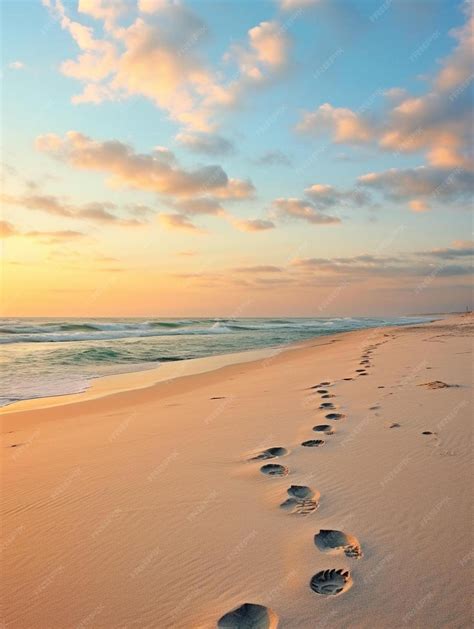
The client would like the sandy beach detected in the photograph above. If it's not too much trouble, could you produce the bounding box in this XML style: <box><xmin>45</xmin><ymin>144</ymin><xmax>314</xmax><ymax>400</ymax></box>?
<box><xmin>1</xmin><ymin>314</ymin><xmax>472</xmax><ymax>628</ymax></box>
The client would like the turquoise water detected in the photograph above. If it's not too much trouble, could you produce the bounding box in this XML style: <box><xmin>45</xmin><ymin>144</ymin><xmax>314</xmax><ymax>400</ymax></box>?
<box><xmin>0</xmin><ymin>316</ymin><xmax>434</xmax><ymax>406</ymax></box>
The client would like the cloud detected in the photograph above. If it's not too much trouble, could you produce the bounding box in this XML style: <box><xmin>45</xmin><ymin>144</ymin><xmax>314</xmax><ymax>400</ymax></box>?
<box><xmin>1</xmin><ymin>191</ymin><xmax>147</xmax><ymax>226</ymax></box>
<box><xmin>43</xmin><ymin>1</ymin><xmax>292</xmax><ymax>131</ymax></box>
<box><xmin>77</xmin><ymin>0</ymin><xmax>129</xmax><ymax>28</ymax></box>
<box><xmin>304</xmin><ymin>183</ymin><xmax>371</xmax><ymax>209</ymax></box>
<box><xmin>272</xmin><ymin>198</ymin><xmax>341</xmax><ymax>224</ymax></box>
<box><xmin>417</xmin><ymin>240</ymin><xmax>474</xmax><ymax>259</ymax></box>
<box><xmin>233</xmin><ymin>218</ymin><xmax>276</xmax><ymax>232</ymax></box>
<box><xmin>296</xmin><ymin>103</ymin><xmax>372</xmax><ymax>144</ymax></box>
<box><xmin>409</xmin><ymin>199</ymin><xmax>430</xmax><ymax>213</ymax></box>
<box><xmin>290</xmin><ymin>248</ymin><xmax>473</xmax><ymax>278</ymax></box>
<box><xmin>358</xmin><ymin>166</ymin><xmax>474</xmax><ymax>208</ymax></box>
<box><xmin>8</xmin><ymin>61</ymin><xmax>25</xmax><ymax>70</ymax></box>
<box><xmin>25</xmin><ymin>229</ymin><xmax>87</xmax><ymax>242</ymax></box>
<box><xmin>279</xmin><ymin>0</ymin><xmax>320</xmax><ymax>9</ymax></box>
<box><xmin>295</xmin><ymin>3</ymin><xmax>474</xmax><ymax>171</ymax></box>
<box><xmin>1</xmin><ymin>218</ymin><xmax>87</xmax><ymax>242</ymax></box>
<box><xmin>36</xmin><ymin>131</ymin><xmax>253</xmax><ymax>200</ymax></box>
<box><xmin>254</xmin><ymin>150</ymin><xmax>292</xmax><ymax>166</ymax></box>
<box><xmin>168</xmin><ymin>198</ymin><xmax>225</xmax><ymax>215</ymax></box>
<box><xmin>159</xmin><ymin>213</ymin><xmax>204</xmax><ymax>232</ymax></box>
<box><xmin>233</xmin><ymin>265</ymin><xmax>282</xmax><ymax>273</ymax></box>
<box><xmin>0</xmin><ymin>220</ymin><xmax>19</xmax><ymax>237</ymax></box>
<box><xmin>176</xmin><ymin>132</ymin><xmax>235</xmax><ymax>155</ymax></box>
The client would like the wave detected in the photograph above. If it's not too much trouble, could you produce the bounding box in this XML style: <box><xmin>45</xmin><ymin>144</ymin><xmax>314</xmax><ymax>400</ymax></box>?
<box><xmin>0</xmin><ymin>316</ymin><xmax>434</xmax><ymax>345</ymax></box>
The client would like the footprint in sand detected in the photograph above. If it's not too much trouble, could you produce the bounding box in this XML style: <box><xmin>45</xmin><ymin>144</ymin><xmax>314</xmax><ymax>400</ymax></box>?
<box><xmin>280</xmin><ymin>485</ymin><xmax>320</xmax><ymax>515</ymax></box>
<box><xmin>217</xmin><ymin>603</ymin><xmax>278</xmax><ymax>628</ymax></box>
<box><xmin>325</xmin><ymin>412</ymin><xmax>345</xmax><ymax>421</ymax></box>
<box><xmin>250</xmin><ymin>447</ymin><xmax>288</xmax><ymax>461</ymax></box>
<box><xmin>321</xmin><ymin>393</ymin><xmax>335</xmax><ymax>399</ymax></box>
<box><xmin>310</xmin><ymin>569</ymin><xmax>352</xmax><ymax>596</ymax></box>
<box><xmin>320</xmin><ymin>402</ymin><xmax>335</xmax><ymax>410</ymax></box>
<box><xmin>418</xmin><ymin>380</ymin><xmax>459</xmax><ymax>389</ymax></box>
<box><xmin>314</xmin><ymin>529</ymin><xmax>362</xmax><ymax>558</ymax></box>
<box><xmin>260</xmin><ymin>463</ymin><xmax>288</xmax><ymax>477</ymax></box>
<box><xmin>301</xmin><ymin>439</ymin><xmax>325</xmax><ymax>447</ymax></box>
<box><xmin>355</xmin><ymin>369</ymin><xmax>366</xmax><ymax>373</ymax></box>
<box><xmin>343</xmin><ymin>377</ymin><xmax>353</xmax><ymax>381</ymax></box>
<box><xmin>320</xmin><ymin>381</ymin><xmax>331</xmax><ymax>386</ymax></box>
<box><xmin>313</xmin><ymin>424</ymin><xmax>334</xmax><ymax>435</ymax></box>
<box><xmin>316</xmin><ymin>389</ymin><xmax>329</xmax><ymax>394</ymax></box>
<box><xmin>389</xmin><ymin>422</ymin><xmax>401</xmax><ymax>428</ymax></box>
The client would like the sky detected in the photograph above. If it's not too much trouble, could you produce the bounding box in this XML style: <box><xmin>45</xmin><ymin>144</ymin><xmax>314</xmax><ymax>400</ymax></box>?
<box><xmin>1</xmin><ymin>0</ymin><xmax>473</xmax><ymax>317</ymax></box>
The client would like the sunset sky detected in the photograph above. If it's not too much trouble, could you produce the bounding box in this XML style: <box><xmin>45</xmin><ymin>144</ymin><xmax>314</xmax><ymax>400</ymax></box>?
<box><xmin>1</xmin><ymin>0</ymin><xmax>473</xmax><ymax>317</ymax></box>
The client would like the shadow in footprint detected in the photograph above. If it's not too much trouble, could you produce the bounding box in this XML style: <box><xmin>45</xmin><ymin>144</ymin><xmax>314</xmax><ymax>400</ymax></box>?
<box><xmin>314</xmin><ymin>529</ymin><xmax>362</xmax><ymax>558</ymax></box>
<box><xmin>250</xmin><ymin>447</ymin><xmax>288</xmax><ymax>461</ymax></box>
<box><xmin>310</xmin><ymin>569</ymin><xmax>352</xmax><ymax>596</ymax></box>
<box><xmin>280</xmin><ymin>485</ymin><xmax>320</xmax><ymax>515</ymax></box>
<box><xmin>260</xmin><ymin>463</ymin><xmax>288</xmax><ymax>477</ymax></box>
<box><xmin>313</xmin><ymin>424</ymin><xmax>334</xmax><ymax>434</ymax></box>
<box><xmin>302</xmin><ymin>439</ymin><xmax>325</xmax><ymax>447</ymax></box>
<box><xmin>217</xmin><ymin>603</ymin><xmax>278</xmax><ymax>628</ymax></box>
<box><xmin>325</xmin><ymin>413</ymin><xmax>345</xmax><ymax>421</ymax></box>
<box><xmin>320</xmin><ymin>402</ymin><xmax>335</xmax><ymax>410</ymax></box>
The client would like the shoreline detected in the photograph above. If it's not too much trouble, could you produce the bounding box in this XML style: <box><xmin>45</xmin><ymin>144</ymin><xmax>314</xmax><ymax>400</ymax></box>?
<box><xmin>0</xmin><ymin>317</ymin><xmax>438</xmax><ymax>416</ymax></box>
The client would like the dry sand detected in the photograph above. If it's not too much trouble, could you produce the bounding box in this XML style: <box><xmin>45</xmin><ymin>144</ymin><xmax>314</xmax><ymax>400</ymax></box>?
<box><xmin>1</xmin><ymin>314</ymin><xmax>473</xmax><ymax>628</ymax></box>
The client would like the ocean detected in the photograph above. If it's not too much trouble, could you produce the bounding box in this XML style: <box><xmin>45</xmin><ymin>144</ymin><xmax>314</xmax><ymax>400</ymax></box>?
<box><xmin>0</xmin><ymin>316</ymin><xmax>434</xmax><ymax>407</ymax></box>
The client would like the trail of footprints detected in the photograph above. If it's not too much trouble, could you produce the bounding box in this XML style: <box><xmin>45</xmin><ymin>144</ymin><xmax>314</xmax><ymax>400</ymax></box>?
<box><xmin>219</xmin><ymin>344</ymin><xmax>382</xmax><ymax>625</ymax></box>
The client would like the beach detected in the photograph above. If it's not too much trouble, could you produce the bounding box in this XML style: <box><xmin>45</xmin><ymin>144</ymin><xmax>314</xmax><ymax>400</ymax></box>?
<box><xmin>1</xmin><ymin>313</ymin><xmax>472</xmax><ymax>628</ymax></box>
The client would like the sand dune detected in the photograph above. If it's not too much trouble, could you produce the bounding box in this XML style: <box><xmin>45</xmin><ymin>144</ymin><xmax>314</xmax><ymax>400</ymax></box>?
<box><xmin>1</xmin><ymin>314</ymin><xmax>472</xmax><ymax>628</ymax></box>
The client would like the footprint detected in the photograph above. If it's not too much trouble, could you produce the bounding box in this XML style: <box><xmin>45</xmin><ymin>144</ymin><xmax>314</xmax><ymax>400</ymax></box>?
<box><xmin>260</xmin><ymin>463</ymin><xmax>288</xmax><ymax>477</ymax></box>
<box><xmin>320</xmin><ymin>381</ymin><xmax>331</xmax><ymax>386</ymax></box>
<box><xmin>320</xmin><ymin>402</ymin><xmax>335</xmax><ymax>409</ymax></box>
<box><xmin>418</xmin><ymin>381</ymin><xmax>459</xmax><ymax>390</ymax></box>
<box><xmin>280</xmin><ymin>485</ymin><xmax>320</xmax><ymax>515</ymax></box>
<box><xmin>302</xmin><ymin>439</ymin><xmax>325</xmax><ymax>447</ymax></box>
<box><xmin>355</xmin><ymin>369</ymin><xmax>366</xmax><ymax>373</ymax></box>
<box><xmin>325</xmin><ymin>413</ymin><xmax>345</xmax><ymax>421</ymax></box>
<box><xmin>422</xmin><ymin>431</ymin><xmax>434</xmax><ymax>435</ymax></box>
<box><xmin>316</xmin><ymin>389</ymin><xmax>328</xmax><ymax>394</ymax></box>
<box><xmin>321</xmin><ymin>394</ymin><xmax>335</xmax><ymax>399</ymax></box>
<box><xmin>358</xmin><ymin>372</ymin><xmax>368</xmax><ymax>376</ymax></box>
<box><xmin>310</xmin><ymin>569</ymin><xmax>352</xmax><ymax>596</ymax></box>
<box><xmin>343</xmin><ymin>377</ymin><xmax>353</xmax><ymax>381</ymax></box>
<box><xmin>250</xmin><ymin>447</ymin><xmax>288</xmax><ymax>461</ymax></box>
<box><xmin>217</xmin><ymin>603</ymin><xmax>278</xmax><ymax>628</ymax></box>
<box><xmin>210</xmin><ymin>396</ymin><xmax>226</xmax><ymax>400</ymax></box>
<box><xmin>314</xmin><ymin>530</ymin><xmax>362</xmax><ymax>558</ymax></box>
<box><xmin>313</xmin><ymin>424</ymin><xmax>334</xmax><ymax>434</ymax></box>
<box><xmin>389</xmin><ymin>422</ymin><xmax>401</xmax><ymax>428</ymax></box>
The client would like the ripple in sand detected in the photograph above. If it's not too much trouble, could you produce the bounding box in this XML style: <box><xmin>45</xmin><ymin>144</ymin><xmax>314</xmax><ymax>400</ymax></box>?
<box><xmin>217</xmin><ymin>603</ymin><xmax>278</xmax><ymax>628</ymax></box>
<box><xmin>310</xmin><ymin>569</ymin><xmax>352</xmax><ymax>596</ymax></box>
<box><xmin>260</xmin><ymin>463</ymin><xmax>288</xmax><ymax>477</ymax></box>
<box><xmin>314</xmin><ymin>529</ymin><xmax>362</xmax><ymax>558</ymax></box>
